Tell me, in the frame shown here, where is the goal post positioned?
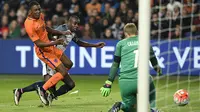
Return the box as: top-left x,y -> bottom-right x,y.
137,0 -> 200,111
138,0 -> 151,112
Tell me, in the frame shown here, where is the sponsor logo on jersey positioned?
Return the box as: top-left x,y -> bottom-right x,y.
54,59 -> 58,63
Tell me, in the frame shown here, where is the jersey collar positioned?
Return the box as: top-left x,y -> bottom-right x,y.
27,16 -> 37,20
27,15 -> 40,21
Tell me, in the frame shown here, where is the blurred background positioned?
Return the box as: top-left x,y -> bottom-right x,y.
0,0 -> 200,74
0,0 -> 199,40
0,0 -> 200,112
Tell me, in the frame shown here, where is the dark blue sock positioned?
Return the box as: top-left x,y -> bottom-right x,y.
21,81 -> 45,93
55,84 -> 72,96
48,86 -> 56,95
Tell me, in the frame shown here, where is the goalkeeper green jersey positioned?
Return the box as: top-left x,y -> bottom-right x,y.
115,36 -> 155,79
115,36 -> 138,79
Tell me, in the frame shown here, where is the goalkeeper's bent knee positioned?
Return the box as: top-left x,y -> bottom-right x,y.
121,102 -> 136,112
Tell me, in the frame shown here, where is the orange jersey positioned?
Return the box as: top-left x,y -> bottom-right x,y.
24,14 -> 63,69
24,14 -> 53,53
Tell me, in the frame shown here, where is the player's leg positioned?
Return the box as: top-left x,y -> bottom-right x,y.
120,79 -> 137,112
60,53 -> 73,70
37,63 -> 71,105
36,49 -> 74,105
149,76 -> 159,112
44,74 -> 51,82
30,62 -> 56,95
13,81 -> 45,105
53,73 -> 75,97
13,61 -> 49,105
43,63 -> 75,90
13,75 -> 51,105
53,47 -> 73,70
43,53 -> 74,102
109,78 -> 137,112
48,49 -> 74,89
37,63 -> 65,105
53,48 -> 75,93
149,76 -> 155,107
44,66 -> 57,96
46,75 -> 74,105
13,74 -> 56,105
48,49 -> 74,97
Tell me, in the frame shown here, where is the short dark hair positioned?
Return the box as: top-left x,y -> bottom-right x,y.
28,1 -> 40,10
69,15 -> 80,22
69,15 -> 79,21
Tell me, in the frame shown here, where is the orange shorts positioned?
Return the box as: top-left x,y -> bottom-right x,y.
37,47 -> 63,69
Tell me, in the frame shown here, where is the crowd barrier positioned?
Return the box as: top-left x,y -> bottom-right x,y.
0,39 -> 199,75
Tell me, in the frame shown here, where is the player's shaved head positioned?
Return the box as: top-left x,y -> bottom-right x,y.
68,16 -> 80,32
69,16 -> 80,23
124,23 -> 137,35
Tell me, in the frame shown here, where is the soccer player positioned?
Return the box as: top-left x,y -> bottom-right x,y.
23,1 -> 73,106
100,23 -> 162,112
14,1 -> 105,105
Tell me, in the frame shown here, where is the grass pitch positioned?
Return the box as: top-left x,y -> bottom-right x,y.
0,75 -> 199,112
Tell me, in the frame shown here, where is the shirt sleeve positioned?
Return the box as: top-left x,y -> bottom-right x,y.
55,25 -> 65,31
149,45 -> 159,68
149,45 -> 155,58
25,21 -> 39,42
114,42 -> 121,57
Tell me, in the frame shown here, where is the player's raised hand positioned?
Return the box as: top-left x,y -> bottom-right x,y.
61,30 -> 72,35
96,42 -> 105,48
55,38 -> 65,45
100,80 -> 112,97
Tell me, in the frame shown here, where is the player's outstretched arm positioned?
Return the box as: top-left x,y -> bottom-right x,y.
100,42 -> 121,97
149,46 -> 162,76
100,56 -> 120,97
25,25 -> 64,48
34,38 -> 64,48
79,41 -> 105,48
76,40 -> 105,48
46,26 -> 71,36
47,33 -> 57,41
72,35 -> 105,48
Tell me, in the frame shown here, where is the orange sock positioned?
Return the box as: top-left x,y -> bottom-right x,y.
43,72 -> 64,90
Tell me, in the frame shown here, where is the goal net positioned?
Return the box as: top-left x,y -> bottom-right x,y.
150,0 -> 200,111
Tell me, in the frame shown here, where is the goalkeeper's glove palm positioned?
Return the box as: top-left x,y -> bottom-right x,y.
100,80 -> 112,97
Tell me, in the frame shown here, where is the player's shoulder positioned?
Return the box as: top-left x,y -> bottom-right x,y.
24,17 -> 34,29
117,38 -> 128,44
127,36 -> 138,42
116,39 -> 124,47
55,24 -> 68,31
25,17 -> 33,24
117,36 -> 138,45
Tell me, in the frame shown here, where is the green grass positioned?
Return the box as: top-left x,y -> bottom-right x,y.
0,75 -> 199,112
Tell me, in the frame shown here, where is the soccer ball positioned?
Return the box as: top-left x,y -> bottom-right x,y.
173,89 -> 189,106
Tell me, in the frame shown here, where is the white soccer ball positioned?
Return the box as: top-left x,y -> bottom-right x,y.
173,89 -> 189,106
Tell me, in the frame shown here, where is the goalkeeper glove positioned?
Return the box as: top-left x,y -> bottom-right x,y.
100,80 -> 112,97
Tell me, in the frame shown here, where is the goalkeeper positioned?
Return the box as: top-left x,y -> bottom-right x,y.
100,23 -> 162,112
